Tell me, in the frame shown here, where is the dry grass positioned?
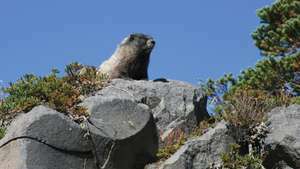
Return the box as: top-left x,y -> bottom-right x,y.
223,88 -> 290,128
157,128 -> 186,160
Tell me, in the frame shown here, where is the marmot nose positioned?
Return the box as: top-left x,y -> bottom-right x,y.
147,39 -> 155,48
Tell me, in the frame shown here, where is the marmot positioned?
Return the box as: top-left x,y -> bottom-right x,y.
97,33 -> 155,80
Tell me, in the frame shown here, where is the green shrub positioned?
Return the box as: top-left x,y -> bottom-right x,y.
231,54 -> 300,96
290,96 -> 300,104
221,144 -> 264,169
0,62 -> 108,125
64,62 -> 108,95
202,75 -> 290,128
0,127 -> 5,139
253,0 -> 300,57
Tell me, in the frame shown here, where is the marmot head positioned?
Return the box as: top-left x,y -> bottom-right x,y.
119,33 -> 155,57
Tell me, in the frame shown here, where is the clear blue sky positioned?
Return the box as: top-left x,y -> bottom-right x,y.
0,0 -> 274,84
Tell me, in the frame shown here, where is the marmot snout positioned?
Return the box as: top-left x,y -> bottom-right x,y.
97,33 -> 155,80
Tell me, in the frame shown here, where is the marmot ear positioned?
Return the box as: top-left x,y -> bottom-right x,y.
128,34 -> 135,41
121,36 -> 131,45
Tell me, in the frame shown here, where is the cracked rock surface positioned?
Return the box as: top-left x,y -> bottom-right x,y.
145,121 -> 235,169
95,79 -> 208,145
0,79 -> 208,169
82,97 -> 159,169
0,97 -> 158,169
263,105 -> 300,169
0,106 -> 95,169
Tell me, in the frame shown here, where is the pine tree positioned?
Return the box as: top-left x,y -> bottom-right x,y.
233,54 -> 300,95
234,0 -> 300,94
252,0 -> 300,57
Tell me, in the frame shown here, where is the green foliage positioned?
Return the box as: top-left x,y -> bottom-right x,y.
0,127 -> 5,139
290,96 -> 300,104
199,74 -> 236,116
201,67 -> 294,133
253,0 -> 300,57
0,62 -> 108,125
64,62 -> 108,95
231,54 -> 300,95
0,70 -> 80,120
221,144 -> 264,169
196,1 -> 300,167
202,55 -> 300,127
200,73 -> 236,98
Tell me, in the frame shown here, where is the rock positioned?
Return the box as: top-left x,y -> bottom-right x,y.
0,105 -> 95,169
145,121 -> 235,169
263,105 -> 300,169
272,161 -> 294,169
0,79 -> 206,169
0,97 -> 158,169
83,97 -> 159,169
95,79 -> 208,144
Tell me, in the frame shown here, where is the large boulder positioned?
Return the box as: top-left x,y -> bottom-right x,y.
0,97 -> 158,169
263,105 -> 300,169
145,121 -> 235,169
0,106 -> 95,169
95,79 -> 208,144
83,96 -> 159,169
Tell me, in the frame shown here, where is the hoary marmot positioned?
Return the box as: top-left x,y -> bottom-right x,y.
97,33 -> 155,80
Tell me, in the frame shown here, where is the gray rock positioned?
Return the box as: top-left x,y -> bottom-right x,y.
263,105 -> 300,169
145,121 -> 235,169
0,97 -> 158,169
0,79 -> 206,169
95,79 -> 208,144
83,96 -> 159,169
0,105 -> 96,169
272,161 -> 294,169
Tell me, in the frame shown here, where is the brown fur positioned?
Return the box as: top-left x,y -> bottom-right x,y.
97,33 -> 155,80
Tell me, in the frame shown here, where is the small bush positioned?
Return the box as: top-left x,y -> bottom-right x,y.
0,62 -> 108,126
222,88 -> 289,128
221,144 -> 264,169
64,62 -> 108,96
0,127 -> 5,139
191,116 -> 221,137
290,96 -> 300,104
157,129 -> 186,160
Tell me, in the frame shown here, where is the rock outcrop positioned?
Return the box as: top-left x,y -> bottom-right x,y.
145,105 -> 300,169
263,105 -> 300,169
95,79 -> 208,145
83,97 -> 159,169
0,106 -> 95,169
145,121 -> 235,169
0,79 -> 208,169
3,78 -> 300,169
0,98 -> 158,169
